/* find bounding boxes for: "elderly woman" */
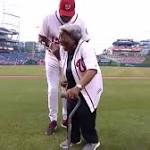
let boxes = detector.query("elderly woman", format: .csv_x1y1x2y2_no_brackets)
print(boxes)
59,24,103,150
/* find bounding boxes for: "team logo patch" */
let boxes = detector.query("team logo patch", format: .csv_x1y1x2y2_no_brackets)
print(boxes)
64,3,71,11
76,58,86,72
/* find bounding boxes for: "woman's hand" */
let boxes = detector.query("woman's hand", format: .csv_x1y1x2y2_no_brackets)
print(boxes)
60,80,68,88
66,86,81,100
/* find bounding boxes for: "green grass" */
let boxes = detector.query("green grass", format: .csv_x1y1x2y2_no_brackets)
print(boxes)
0,66,150,150
99,80,150,150
101,66,150,77
0,65,44,76
1,66,150,77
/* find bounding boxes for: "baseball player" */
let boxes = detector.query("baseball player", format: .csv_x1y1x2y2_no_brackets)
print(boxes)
38,0,89,135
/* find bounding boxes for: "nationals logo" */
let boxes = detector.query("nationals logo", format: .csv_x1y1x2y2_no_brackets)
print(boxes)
76,58,86,72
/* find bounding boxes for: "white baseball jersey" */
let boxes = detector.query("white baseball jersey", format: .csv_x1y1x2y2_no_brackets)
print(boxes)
60,39,103,112
39,10,89,62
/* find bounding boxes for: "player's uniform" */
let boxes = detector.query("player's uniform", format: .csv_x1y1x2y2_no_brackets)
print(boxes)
39,10,89,123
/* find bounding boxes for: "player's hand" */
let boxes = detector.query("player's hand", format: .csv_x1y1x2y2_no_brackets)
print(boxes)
38,35,50,47
49,42,60,60
66,86,80,100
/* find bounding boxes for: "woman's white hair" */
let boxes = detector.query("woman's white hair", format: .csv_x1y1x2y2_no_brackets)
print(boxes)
59,24,82,42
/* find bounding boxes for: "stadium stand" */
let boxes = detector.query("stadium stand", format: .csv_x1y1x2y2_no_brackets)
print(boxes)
0,51,45,65
99,39,146,65
0,27,19,52
139,40,150,55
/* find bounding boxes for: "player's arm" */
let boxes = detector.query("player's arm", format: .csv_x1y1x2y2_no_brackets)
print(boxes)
38,34,50,47
38,16,50,46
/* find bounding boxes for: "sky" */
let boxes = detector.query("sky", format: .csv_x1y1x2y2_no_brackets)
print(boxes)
0,0,150,54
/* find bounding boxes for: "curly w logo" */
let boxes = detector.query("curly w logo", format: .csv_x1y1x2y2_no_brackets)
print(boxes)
76,58,86,72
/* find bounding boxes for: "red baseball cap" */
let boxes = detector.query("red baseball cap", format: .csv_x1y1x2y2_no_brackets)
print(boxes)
59,0,75,17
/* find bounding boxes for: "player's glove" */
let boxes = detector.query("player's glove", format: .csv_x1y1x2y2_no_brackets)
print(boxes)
38,35,60,60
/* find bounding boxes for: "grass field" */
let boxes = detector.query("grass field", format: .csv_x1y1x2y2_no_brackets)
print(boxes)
0,66,150,150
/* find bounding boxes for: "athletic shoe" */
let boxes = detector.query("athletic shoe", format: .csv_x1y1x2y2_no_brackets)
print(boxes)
45,121,57,135
82,142,100,150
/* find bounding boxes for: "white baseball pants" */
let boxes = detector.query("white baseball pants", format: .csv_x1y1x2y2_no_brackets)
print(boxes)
45,56,67,122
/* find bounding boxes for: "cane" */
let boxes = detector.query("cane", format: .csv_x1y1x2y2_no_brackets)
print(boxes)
61,94,81,150
67,96,81,150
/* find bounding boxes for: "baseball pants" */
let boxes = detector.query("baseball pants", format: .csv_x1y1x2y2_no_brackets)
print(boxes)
45,57,67,122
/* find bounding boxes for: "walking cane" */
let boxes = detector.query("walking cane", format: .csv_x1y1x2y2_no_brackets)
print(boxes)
67,96,81,150
61,94,81,150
